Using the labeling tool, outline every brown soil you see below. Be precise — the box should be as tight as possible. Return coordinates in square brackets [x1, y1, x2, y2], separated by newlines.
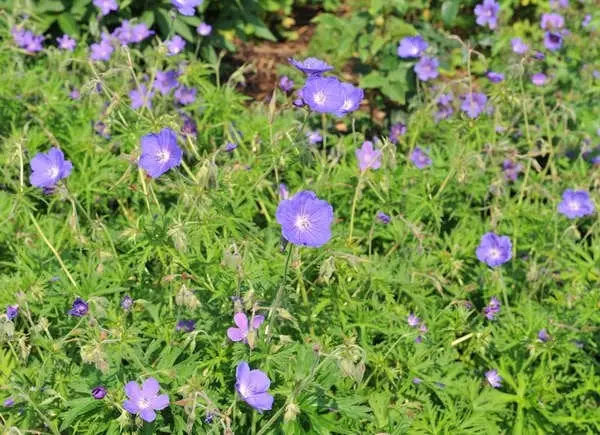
[230, 24, 316, 101]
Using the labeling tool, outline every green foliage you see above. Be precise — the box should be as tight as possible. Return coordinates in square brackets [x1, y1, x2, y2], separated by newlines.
[1, 1, 600, 434]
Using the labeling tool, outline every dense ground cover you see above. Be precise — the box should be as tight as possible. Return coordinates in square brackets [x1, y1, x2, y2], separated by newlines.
[1, 1, 600, 434]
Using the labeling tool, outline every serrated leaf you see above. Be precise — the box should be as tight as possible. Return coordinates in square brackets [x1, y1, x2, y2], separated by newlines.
[60, 398, 103, 431]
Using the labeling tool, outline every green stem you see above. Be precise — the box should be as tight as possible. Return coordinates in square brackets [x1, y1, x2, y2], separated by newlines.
[265, 247, 294, 341]
[347, 173, 365, 244]
[28, 211, 77, 288]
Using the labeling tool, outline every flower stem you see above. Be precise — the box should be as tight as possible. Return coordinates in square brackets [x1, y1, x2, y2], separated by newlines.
[265, 246, 293, 341]
[347, 173, 365, 244]
[28, 211, 77, 288]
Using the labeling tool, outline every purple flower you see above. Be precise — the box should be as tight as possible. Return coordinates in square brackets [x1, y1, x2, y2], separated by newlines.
[129, 85, 154, 110]
[410, 147, 432, 169]
[275, 191, 334, 248]
[534, 51, 545, 60]
[12, 28, 44, 53]
[407, 313, 420, 327]
[434, 93, 454, 123]
[484, 296, 501, 320]
[112, 21, 134, 45]
[557, 189, 595, 219]
[93, 0, 118, 16]
[94, 121, 109, 139]
[279, 76, 294, 92]
[224, 142, 237, 152]
[476, 232, 512, 267]
[139, 128, 183, 179]
[474, 0, 500, 30]
[414, 56, 439, 81]
[174, 86, 197, 105]
[90, 39, 114, 61]
[3, 397, 15, 407]
[336, 83, 363, 117]
[460, 92, 488, 119]
[549, 0, 568, 7]
[306, 131, 322, 144]
[279, 184, 289, 200]
[69, 89, 81, 100]
[289, 57, 334, 76]
[92, 386, 107, 399]
[300, 77, 344, 114]
[176, 319, 196, 332]
[235, 362, 273, 412]
[227, 312, 265, 343]
[68, 297, 88, 317]
[57, 34, 76, 51]
[531, 73, 548, 86]
[197, 23, 212, 36]
[412, 377, 422, 384]
[293, 97, 304, 107]
[544, 32, 563, 51]
[131, 24, 154, 43]
[166, 36, 186, 55]
[30, 147, 73, 189]
[121, 295, 133, 310]
[397, 36, 428, 58]
[541, 13, 565, 30]
[181, 115, 197, 137]
[487, 71, 504, 83]
[355, 141, 382, 172]
[123, 378, 169, 422]
[485, 370, 502, 388]
[6, 305, 18, 321]
[153, 70, 179, 95]
[376, 211, 390, 224]
[537, 329, 550, 343]
[582, 15, 592, 28]
[389, 123, 406, 144]
[511, 37, 529, 55]
[502, 159, 522, 181]
[172, 0, 203, 16]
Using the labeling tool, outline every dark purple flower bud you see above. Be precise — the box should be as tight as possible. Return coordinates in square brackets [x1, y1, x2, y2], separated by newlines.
[224, 142, 237, 152]
[376, 211, 390, 224]
[176, 319, 196, 332]
[502, 159, 523, 181]
[537, 328, 550, 343]
[181, 115, 198, 137]
[3, 397, 15, 407]
[6, 305, 18, 320]
[293, 97, 304, 107]
[279, 76, 294, 93]
[121, 295, 133, 310]
[91, 386, 107, 399]
[483, 296, 501, 320]
[544, 31, 563, 51]
[68, 297, 88, 317]
[485, 370, 502, 388]
[389, 123, 407, 143]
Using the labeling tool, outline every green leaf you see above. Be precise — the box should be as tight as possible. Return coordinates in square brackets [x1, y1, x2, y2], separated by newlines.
[181, 16, 203, 27]
[174, 18, 196, 42]
[38, 0, 65, 12]
[58, 14, 80, 36]
[359, 72, 388, 89]
[60, 398, 103, 431]
[441, 0, 460, 26]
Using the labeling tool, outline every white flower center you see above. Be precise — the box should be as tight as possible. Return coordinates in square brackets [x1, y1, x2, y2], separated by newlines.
[238, 384, 250, 398]
[488, 248, 501, 259]
[294, 214, 311, 231]
[342, 98, 353, 111]
[138, 398, 151, 410]
[156, 150, 170, 164]
[313, 91, 326, 105]
[47, 166, 59, 179]
[567, 201, 580, 211]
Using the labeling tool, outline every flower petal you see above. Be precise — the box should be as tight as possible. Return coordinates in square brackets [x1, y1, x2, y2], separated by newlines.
[140, 408, 156, 422]
[122, 399, 139, 414]
[227, 327, 246, 342]
[245, 393, 274, 411]
[251, 315, 265, 330]
[247, 369, 270, 393]
[141, 378, 160, 396]
[124, 381, 142, 400]
[233, 312, 248, 331]
[151, 394, 169, 410]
